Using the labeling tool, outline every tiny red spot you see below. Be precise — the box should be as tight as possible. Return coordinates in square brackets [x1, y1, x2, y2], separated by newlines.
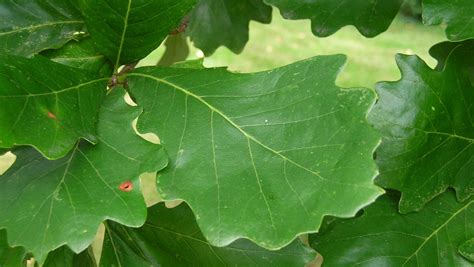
[47, 111, 57, 120]
[119, 181, 133, 192]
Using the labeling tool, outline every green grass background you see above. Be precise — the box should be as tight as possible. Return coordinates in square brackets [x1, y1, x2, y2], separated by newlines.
[142, 12, 446, 89]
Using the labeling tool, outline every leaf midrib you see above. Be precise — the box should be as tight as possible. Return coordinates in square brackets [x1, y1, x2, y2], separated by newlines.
[0, 21, 84, 37]
[113, 0, 133, 71]
[401, 199, 474, 266]
[0, 78, 108, 98]
[129, 72, 380, 190]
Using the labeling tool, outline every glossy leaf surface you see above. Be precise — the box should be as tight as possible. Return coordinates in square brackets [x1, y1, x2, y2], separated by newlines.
[101, 203, 316, 266]
[127, 56, 382, 250]
[423, 0, 474, 41]
[265, 0, 403, 37]
[41, 38, 113, 77]
[310, 192, 474, 266]
[0, 0, 85, 56]
[79, 0, 196, 69]
[187, 0, 272, 55]
[0, 230, 26, 267]
[369, 43, 474, 213]
[0, 55, 108, 159]
[44, 246, 95, 267]
[0, 89, 167, 263]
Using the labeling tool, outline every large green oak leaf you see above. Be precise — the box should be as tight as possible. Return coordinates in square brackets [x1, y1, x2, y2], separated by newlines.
[310, 192, 474, 266]
[0, 88, 167, 264]
[423, 0, 474, 41]
[368, 42, 474, 213]
[78, 0, 197, 70]
[264, 0, 403, 37]
[0, 0, 85, 56]
[127, 55, 383, 250]
[100, 203, 316, 266]
[187, 0, 272, 56]
[0, 55, 108, 159]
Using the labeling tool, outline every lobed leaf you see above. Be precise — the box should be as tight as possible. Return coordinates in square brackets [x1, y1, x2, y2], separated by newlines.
[264, 0, 403, 38]
[369, 41, 474, 213]
[423, 0, 474, 41]
[127, 55, 383, 250]
[43, 246, 96, 267]
[0, 88, 167, 264]
[78, 0, 197, 70]
[101, 203, 316, 266]
[0, 230, 27, 267]
[310, 192, 474, 266]
[0, 0, 85, 56]
[187, 0, 272, 55]
[0, 55, 108, 159]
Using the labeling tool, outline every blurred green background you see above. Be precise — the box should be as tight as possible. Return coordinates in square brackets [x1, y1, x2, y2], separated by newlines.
[141, 8, 445, 89]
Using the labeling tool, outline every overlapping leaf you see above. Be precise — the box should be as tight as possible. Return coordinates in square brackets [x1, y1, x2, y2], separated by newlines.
[43, 246, 96, 267]
[310, 192, 474, 266]
[101, 203, 316, 266]
[79, 0, 197, 69]
[0, 88, 167, 263]
[127, 56, 383, 250]
[423, 0, 474, 41]
[0, 230, 27, 267]
[41, 38, 113, 77]
[264, 0, 403, 37]
[0, 55, 108, 159]
[369, 42, 474, 213]
[187, 0, 272, 55]
[0, 0, 85, 56]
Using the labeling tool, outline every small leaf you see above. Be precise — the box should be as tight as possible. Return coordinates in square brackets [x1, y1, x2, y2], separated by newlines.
[0, 230, 27, 267]
[44, 246, 96, 267]
[41, 38, 114, 77]
[459, 238, 474, 262]
[310, 192, 474, 266]
[79, 0, 197, 70]
[101, 203, 316, 266]
[264, 0, 403, 37]
[423, 0, 474, 41]
[0, 0, 85, 56]
[368, 42, 474, 213]
[127, 55, 383, 250]
[157, 34, 190, 67]
[0, 88, 167, 264]
[187, 0, 272, 55]
[0, 55, 108, 159]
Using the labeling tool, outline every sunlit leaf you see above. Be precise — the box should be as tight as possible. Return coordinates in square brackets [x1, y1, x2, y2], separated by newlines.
[127, 55, 382, 250]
